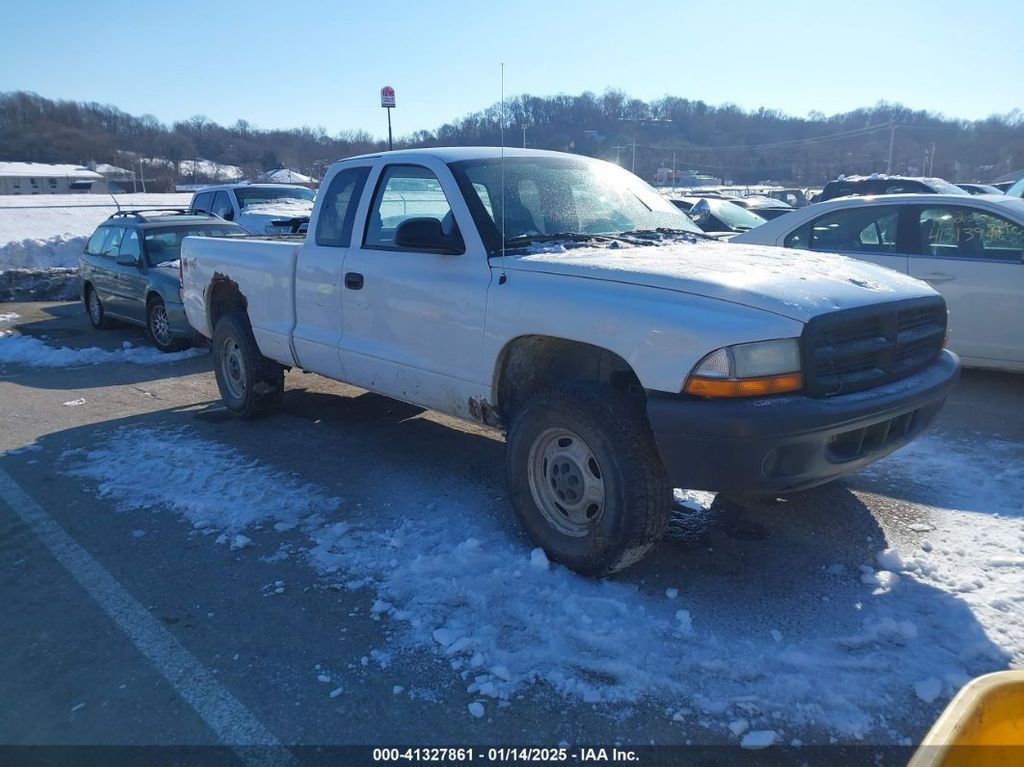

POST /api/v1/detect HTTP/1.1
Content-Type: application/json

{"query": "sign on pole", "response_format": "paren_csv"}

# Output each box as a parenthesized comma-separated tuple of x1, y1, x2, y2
(381, 86, 396, 151)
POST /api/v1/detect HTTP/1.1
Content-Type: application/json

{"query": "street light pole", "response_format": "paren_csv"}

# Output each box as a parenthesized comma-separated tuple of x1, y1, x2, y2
(886, 123, 896, 174)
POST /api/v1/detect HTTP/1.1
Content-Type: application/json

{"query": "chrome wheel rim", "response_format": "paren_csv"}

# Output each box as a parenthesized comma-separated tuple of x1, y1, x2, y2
(527, 427, 606, 537)
(219, 336, 246, 400)
(88, 291, 101, 324)
(149, 304, 172, 347)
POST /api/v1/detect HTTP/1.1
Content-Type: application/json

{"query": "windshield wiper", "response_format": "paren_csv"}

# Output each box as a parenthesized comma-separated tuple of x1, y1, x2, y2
(619, 227, 715, 241)
(503, 232, 650, 248)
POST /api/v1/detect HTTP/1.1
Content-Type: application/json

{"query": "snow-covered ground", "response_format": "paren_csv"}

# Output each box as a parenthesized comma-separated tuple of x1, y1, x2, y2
(0, 331, 203, 366)
(0, 193, 192, 272)
(62, 425, 1022, 745)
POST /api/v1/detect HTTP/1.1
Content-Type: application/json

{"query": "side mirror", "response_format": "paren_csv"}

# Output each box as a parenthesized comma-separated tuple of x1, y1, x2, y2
(221, 209, 235, 221)
(115, 253, 139, 267)
(394, 217, 463, 254)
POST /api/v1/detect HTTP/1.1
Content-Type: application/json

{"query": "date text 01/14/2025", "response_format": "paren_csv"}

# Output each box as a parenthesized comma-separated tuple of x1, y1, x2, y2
(371, 746, 640, 762)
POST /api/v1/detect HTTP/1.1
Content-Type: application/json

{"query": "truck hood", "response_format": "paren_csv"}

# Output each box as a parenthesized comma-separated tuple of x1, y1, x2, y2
(497, 239, 936, 323)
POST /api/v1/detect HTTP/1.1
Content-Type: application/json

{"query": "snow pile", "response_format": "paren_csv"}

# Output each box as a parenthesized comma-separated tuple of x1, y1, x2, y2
(62, 425, 1023, 742)
(0, 333, 204, 367)
(0, 234, 88, 271)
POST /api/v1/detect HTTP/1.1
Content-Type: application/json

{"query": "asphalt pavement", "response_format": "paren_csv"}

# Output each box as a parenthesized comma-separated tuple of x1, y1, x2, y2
(1, 301, 1021, 764)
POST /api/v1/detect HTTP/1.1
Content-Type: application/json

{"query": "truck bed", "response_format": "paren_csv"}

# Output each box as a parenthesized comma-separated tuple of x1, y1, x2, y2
(181, 234, 302, 365)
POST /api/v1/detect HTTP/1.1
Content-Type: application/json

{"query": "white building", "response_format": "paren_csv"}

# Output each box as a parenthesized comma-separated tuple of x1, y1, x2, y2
(0, 162, 106, 194)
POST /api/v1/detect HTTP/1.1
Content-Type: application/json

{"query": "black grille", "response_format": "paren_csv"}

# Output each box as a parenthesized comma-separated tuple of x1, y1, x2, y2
(802, 297, 947, 397)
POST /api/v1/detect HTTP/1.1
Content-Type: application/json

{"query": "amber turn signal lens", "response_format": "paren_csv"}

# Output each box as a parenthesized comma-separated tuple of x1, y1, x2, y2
(684, 372, 803, 398)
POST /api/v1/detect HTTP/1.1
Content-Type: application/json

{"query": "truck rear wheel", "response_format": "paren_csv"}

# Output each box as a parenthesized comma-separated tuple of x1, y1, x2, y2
(506, 383, 672, 576)
(212, 312, 284, 419)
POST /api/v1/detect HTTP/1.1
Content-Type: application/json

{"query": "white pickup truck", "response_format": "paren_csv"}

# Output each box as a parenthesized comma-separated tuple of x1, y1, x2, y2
(181, 147, 959, 575)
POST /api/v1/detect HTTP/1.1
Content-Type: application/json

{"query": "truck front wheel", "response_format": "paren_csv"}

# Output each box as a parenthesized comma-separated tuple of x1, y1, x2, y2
(212, 312, 284, 419)
(506, 383, 672, 576)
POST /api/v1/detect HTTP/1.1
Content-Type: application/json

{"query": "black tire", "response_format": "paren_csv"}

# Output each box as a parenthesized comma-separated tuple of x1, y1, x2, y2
(506, 382, 672, 576)
(211, 312, 284, 419)
(84, 285, 113, 329)
(146, 296, 189, 353)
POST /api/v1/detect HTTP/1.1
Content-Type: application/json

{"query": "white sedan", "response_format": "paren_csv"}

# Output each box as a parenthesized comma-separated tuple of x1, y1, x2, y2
(733, 193, 1024, 372)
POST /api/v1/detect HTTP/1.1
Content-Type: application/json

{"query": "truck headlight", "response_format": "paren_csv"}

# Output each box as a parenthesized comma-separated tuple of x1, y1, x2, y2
(684, 338, 802, 397)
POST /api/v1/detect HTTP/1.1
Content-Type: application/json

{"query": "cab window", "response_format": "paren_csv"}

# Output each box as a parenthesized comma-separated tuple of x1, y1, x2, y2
(191, 191, 214, 213)
(210, 192, 234, 220)
(364, 165, 461, 251)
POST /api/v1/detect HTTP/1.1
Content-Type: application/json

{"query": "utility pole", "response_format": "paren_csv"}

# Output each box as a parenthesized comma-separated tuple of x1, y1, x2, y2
(929, 142, 936, 176)
(631, 140, 637, 173)
(521, 124, 527, 149)
(672, 151, 676, 186)
(886, 123, 896, 174)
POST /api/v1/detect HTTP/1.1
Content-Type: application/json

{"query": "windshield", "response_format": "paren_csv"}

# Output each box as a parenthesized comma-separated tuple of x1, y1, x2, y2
(143, 225, 242, 265)
(692, 198, 767, 231)
(448, 156, 701, 253)
(923, 178, 971, 196)
(234, 186, 315, 210)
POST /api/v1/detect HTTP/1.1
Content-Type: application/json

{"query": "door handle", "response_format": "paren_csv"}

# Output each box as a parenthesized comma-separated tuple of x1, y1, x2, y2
(918, 272, 955, 284)
(344, 272, 364, 290)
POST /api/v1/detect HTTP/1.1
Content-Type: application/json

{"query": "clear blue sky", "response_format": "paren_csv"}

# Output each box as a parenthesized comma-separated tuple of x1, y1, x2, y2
(2, 0, 1022, 140)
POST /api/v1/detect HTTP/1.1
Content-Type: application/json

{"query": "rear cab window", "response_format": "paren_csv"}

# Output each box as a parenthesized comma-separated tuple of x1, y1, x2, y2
(210, 192, 234, 219)
(315, 167, 371, 247)
(191, 191, 214, 214)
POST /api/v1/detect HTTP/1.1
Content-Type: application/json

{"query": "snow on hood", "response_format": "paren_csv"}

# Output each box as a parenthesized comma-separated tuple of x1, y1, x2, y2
(499, 239, 936, 323)
(239, 198, 314, 217)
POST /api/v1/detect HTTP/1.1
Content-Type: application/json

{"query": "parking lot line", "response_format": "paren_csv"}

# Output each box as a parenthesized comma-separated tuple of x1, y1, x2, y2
(0, 465, 293, 766)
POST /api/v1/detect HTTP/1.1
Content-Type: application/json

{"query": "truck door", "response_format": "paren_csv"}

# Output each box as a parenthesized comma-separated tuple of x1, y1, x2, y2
(339, 159, 492, 418)
(291, 164, 372, 378)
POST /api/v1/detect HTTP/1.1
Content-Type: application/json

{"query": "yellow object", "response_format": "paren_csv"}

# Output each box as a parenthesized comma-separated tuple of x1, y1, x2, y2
(683, 372, 803, 398)
(909, 670, 1024, 767)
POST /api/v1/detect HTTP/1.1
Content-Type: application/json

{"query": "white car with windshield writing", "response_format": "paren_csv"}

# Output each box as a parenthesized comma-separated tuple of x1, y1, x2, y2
(733, 193, 1024, 372)
(181, 148, 959, 575)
